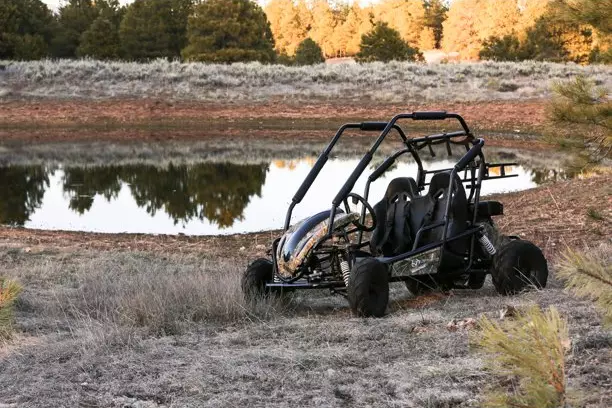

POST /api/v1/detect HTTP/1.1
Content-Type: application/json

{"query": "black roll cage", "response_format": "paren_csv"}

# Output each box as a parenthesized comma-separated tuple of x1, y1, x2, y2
(280, 111, 517, 280)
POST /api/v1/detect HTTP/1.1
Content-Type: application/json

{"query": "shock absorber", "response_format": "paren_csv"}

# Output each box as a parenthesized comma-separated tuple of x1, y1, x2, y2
(340, 259, 351, 287)
(478, 233, 496, 256)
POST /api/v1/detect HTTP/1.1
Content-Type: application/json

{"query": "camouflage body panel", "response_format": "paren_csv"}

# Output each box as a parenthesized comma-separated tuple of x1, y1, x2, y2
(390, 248, 442, 277)
(276, 212, 359, 278)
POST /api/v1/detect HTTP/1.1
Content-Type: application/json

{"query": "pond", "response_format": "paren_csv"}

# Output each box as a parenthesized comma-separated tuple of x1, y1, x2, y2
(0, 149, 573, 235)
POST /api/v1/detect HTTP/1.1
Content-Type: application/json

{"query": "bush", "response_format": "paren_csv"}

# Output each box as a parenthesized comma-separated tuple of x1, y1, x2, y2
(479, 34, 523, 61)
(0, 278, 22, 340)
(473, 306, 570, 407)
(294, 38, 324, 65)
(547, 75, 611, 164)
(356, 22, 422, 63)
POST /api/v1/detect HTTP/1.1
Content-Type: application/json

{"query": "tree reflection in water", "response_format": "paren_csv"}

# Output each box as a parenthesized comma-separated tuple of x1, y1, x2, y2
(0, 158, 582, 230)
(0, 166, 49, 226)
(2, 162, 268, 228)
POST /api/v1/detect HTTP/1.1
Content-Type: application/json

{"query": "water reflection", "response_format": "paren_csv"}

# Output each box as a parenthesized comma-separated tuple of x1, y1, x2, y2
(0, 157, 576, 235)
(0, 166, 49, 226)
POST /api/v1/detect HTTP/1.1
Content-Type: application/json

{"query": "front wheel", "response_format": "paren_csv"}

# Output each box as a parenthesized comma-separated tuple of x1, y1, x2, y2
(242, 258, 273, 301)
(491, 240, 548, 295)
(348, 258, 389, 317)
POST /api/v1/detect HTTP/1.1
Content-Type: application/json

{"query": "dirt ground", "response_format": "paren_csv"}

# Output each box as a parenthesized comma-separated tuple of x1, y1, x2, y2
(1, 97, 610, 407)
(0, 174, 610, 407)
(0, 99, 548, 144)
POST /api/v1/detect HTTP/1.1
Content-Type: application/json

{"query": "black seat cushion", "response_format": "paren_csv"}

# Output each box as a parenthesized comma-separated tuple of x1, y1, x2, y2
(427, 171, 469, 268)
(370, 177, 420, 256)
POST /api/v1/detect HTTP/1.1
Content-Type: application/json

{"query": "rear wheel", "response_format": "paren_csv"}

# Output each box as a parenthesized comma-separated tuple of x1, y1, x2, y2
(491, 240, 548, 295)
(348, 258, 389, 317)
(242, 258, 273, 301)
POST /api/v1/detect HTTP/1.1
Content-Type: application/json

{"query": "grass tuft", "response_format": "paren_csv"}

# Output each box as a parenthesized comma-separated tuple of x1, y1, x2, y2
(0, 278, 22, 340)
(65, 254, 287, 336)
(472, 306, 570, 408)
(556, 244, 612, 325)
(586, 207, 605, 221)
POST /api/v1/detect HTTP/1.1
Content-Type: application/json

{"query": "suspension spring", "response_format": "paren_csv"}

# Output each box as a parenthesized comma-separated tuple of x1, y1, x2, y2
(478, 234, 496, 256)
(340, 260, 351, 287)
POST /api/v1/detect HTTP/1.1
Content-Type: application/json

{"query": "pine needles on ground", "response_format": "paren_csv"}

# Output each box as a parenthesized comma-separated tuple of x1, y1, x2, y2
(473, 306, 570, 408)
(557, 244, 612, 325)
(0, 278, 22, 340)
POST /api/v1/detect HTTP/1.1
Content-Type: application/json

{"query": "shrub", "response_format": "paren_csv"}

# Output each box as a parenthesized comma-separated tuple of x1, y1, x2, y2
(0, 278, 22, 340)
(557, 244, 612, 325)
(479, 34, 523, 61)
(356, 22, 422, 63)
(547, 75, 611, 164)
(473, 306, 570, 407)
(294, 38, 325, 65)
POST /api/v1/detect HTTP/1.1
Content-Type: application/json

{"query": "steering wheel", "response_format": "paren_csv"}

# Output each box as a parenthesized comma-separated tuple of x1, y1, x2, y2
(343, 192, 377, 232)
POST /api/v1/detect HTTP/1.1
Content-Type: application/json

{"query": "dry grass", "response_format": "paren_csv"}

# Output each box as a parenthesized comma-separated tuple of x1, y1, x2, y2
(472, 306, 570, 408)
(557, 243, 612, 325)
(1, 59, 610, 102)
(9, 251, 286, 336)
(0, 246, 610, 407)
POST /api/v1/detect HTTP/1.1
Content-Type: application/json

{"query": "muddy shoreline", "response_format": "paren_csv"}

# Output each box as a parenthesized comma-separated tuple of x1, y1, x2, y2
(1, 99, 548, 144)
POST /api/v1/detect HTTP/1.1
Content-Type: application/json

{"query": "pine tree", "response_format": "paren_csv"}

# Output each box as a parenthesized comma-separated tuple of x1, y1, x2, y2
(52, 0, 99, 58)
(423, 0, 447, 49)
(357, 22, 422, 62)
(182, 0, 276, 63)
(294, 38, 325, 65)
(120, 0, 192, 61)
(374, 0, 427, 49)
(442, 0, 484, 59)
(76, 0, 124, 59)
(340, 3, 365, 56)
(480, 0, 520, 41)
(266, 0, 307, 56)
(0, 0, 55, 60)
(309, 0, 339, 58)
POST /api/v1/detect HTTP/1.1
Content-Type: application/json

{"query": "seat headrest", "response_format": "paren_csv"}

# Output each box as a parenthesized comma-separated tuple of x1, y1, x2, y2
(428, 171, 464, 198)
(384, 177, 419, 200)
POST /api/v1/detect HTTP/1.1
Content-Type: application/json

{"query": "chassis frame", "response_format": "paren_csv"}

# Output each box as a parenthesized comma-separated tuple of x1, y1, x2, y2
(265, 111, 518, 294)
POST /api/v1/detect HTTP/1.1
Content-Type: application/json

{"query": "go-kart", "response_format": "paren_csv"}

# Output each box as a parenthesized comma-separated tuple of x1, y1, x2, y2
(242, 111, 548, 317)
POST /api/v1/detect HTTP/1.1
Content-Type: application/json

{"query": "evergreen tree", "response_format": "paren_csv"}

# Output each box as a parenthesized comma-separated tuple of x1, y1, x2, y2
(442, 0, 483, 59)
(77, 0, 124, 59)
(356, 22, 422, 62)
(52, 0, 99, 58)
(266, 0, 307, 56)
(120, 0, 192, 61)
(294, 38, 325, 65)
(374, 0, 427, 49)
(309, 0, 339, 58)
(340, 3, 365, 56)
(550, 0, 611, 63)
(423, 0, 447, 49)
(182, 0, 276, 63)
(0, 0, 55, 60)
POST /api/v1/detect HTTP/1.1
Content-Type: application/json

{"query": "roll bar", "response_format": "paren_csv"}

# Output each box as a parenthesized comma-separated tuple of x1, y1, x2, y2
(283, 122, 407, 231)
(327, 112, 473, 236)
